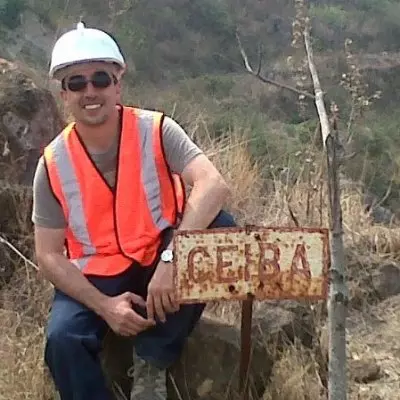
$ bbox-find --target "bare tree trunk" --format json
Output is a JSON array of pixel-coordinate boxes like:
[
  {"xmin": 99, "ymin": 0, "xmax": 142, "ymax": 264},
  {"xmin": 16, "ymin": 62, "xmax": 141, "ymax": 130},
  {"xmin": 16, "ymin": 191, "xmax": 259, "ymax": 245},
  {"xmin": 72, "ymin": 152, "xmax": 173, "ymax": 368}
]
[
  {"xmin": 325, "ymin": 126, "xmax": 348, "ymax": 400},
  {"xmin": 108, "ymin": 0, "xmax": 116, "ymax": 31},
  {"xmin": 236, "ymin": 9, "xmax": 349, "ymax": 398},
  {"xmin": 303, "ymin": 28, "xmax": 348, "ymax": 400}
]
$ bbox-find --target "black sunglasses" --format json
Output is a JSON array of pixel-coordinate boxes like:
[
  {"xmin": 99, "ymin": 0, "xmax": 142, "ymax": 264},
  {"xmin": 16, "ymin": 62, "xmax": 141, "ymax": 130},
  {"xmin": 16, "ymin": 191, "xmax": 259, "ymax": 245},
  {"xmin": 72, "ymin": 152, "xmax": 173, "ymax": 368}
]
[{"xmin": 62, "ymin": 70, "xmax": 118, "ymax": 92}]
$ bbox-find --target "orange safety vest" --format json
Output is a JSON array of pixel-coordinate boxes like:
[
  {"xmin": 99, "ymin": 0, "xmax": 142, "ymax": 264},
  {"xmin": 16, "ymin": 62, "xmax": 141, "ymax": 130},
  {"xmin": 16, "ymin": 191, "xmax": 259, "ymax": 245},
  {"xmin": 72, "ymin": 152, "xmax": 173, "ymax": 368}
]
[{"xmin": 43, "ymin": 106, "xmax": 185, "ymax": 276}]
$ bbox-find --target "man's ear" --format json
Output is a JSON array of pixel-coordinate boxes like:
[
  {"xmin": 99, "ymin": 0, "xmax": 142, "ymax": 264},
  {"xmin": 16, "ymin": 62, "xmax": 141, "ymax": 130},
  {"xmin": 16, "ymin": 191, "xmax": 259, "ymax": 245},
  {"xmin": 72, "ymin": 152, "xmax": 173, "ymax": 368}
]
[
  {"xmin": 60, "ymin": 89, "xmax": 67, "ymax": 102},
  {"xmin": 114, "ymin": 64, "xmax": 126, "ymax": 80},
  {"xmin": 116, "ymin": 79, "xmax": 122, "ymax": 96}
]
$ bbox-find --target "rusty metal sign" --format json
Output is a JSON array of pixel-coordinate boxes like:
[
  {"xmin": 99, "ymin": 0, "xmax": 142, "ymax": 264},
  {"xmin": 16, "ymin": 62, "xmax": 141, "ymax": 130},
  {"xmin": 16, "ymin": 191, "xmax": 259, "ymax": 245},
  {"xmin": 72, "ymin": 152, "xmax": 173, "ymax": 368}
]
[{"xmin": 173, "ymin": 226, "xmax": 330, "ymax": 303}]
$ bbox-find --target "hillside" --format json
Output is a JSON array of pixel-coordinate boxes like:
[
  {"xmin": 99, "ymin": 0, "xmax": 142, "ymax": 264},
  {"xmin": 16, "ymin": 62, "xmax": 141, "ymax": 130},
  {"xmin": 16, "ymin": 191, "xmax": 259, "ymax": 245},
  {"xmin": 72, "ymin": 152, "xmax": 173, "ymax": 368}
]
[
  {"xmin": 2, "ymin": 0, "xmax": 399, "ymax": 210},
  {"xmin": 1, "ymin": 1, "xmax": 400, "ymax": 399},
  {"xmin": 1, "ymin": 0, "xmax": 400, "ymax": 78}
]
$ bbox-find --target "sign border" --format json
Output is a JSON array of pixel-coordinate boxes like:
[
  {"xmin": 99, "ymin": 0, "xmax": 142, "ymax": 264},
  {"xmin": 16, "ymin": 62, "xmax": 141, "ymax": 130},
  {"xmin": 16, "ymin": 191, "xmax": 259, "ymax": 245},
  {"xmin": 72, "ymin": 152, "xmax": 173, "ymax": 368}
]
[{"xmin": 173, "ymin": 225, "xmax": 331, "ymax": 303}]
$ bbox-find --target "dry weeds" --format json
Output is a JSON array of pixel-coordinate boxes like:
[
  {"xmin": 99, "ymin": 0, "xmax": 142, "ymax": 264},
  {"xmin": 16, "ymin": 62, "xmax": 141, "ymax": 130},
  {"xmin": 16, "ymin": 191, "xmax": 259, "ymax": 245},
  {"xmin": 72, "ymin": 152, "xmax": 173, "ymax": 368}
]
[
  {"xmin": 0, "ymin": 309, "xmax": 54, "ymax": 400},
  {"xmin": 0, "ymin": 266, "xmax": 55, "ymax": 399},
  {"xmin": 262, "ymin": 342, "xmax": 326, "ymax": 400},
  {"xmin": 1, "ymin": 130, "xmax": 399, "ymax": 399}
]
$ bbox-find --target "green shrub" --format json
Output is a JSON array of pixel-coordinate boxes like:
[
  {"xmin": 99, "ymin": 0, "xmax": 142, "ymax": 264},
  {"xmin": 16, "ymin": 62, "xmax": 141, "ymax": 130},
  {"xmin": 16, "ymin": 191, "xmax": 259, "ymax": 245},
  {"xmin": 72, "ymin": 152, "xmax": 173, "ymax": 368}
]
[
  {"xmin": 354, "ymin": 0, "xmax": 392, "ymax": 12},
  {"xmin": 310, "ymin": 4, "xmax": 349, "ymax": 31},
  {"xmin": 0, "ymin": 0, "xmax": 26, "ymax": 29}
]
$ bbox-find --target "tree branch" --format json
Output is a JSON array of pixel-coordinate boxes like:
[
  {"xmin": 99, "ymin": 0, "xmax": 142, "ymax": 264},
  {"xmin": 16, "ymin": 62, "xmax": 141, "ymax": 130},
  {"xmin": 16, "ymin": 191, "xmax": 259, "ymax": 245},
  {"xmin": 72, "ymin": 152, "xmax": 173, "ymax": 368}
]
[
  {"xmin": 0, "ymin": 235, "xmax": 39, "ymax": 271},
  {"xmin": 236, "ymin": 31, "xmax": 315, "ymax": 100},
  {"xmin": 256, "ymin": 42, "xmax": 263, "ymax": 76},
  {"xmin": 303, "ymin": 28, "xmax": 331, "ymax": 145}
]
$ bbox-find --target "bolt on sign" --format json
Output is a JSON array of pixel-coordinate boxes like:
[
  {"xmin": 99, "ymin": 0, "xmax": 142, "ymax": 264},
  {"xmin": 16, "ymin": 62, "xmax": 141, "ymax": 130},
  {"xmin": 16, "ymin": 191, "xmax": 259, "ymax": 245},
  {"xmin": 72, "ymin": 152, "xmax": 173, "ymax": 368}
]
[{"xmin": 173, "ymin": 226, "xmax": 330, "ymax": 303}]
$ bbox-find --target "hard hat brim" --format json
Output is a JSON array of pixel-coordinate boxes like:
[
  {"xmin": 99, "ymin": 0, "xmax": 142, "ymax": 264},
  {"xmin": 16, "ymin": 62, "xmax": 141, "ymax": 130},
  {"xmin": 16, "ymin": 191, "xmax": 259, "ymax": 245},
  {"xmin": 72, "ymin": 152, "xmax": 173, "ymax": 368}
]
[{"xmin": 50, "ymin": 58, "xmax": 126, "ymax": 80}]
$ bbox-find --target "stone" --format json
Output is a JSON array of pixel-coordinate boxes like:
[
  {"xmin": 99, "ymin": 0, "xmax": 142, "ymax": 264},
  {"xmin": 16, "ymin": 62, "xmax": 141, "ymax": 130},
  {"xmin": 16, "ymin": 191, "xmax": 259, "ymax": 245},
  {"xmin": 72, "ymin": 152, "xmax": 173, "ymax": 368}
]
[
  {"xmin": 167, "ymin": 301, "xmax": 315, "ymax": 400},
  {"xmin": 372, "ymin": 262, "xmax": 400, "ymax": 300},
  {"xmin": 350, "ymin": 357, "xmax": 381, "ymax": 383},
  {"xmin": 0, "ymin": 58, "xmax": 64, "ymax": 285},
  {"xmin": 196, "ymin": 378, "xmax": 214, "ymax": 397},
  {"xmin": 167, "ymin": 316, "xmax": 271, "ymax": 400},
  {"xmin": 347, "ymin": 252, "xmax": 400, "ymax": 310},
  {"xmin": 99, "ymin": 301, "xmax": 315, "ymax": 400},
  {"xmin": 0, "ymin": 58, "xmax": 64, "ymax": 185},
  {"xmin": 100, "ymin": 332, "xmax": 135, "ymax": 399},
  {"xmin": 363, "ymin": 193, "xmax": 396, "ymax": 225}
]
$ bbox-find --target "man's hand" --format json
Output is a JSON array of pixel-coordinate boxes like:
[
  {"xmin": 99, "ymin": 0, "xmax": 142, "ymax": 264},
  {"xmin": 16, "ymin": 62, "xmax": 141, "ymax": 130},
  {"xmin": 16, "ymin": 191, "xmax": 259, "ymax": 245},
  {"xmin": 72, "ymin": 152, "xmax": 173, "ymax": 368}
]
[
  {"xmin": 101, "ymin": 292, "xmax": 156, "ymax": 336},
  {"xmin": 146, "ymin": 261, "xmax": 179, "ymax": 323}
]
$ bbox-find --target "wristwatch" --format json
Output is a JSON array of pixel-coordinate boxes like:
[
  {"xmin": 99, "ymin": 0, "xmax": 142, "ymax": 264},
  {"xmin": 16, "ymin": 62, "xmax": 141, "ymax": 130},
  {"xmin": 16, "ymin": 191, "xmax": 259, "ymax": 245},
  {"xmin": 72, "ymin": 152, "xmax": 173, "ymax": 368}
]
[{"xmin": 160, "ymin": 249, "xmax": 174, "ymax": 263}]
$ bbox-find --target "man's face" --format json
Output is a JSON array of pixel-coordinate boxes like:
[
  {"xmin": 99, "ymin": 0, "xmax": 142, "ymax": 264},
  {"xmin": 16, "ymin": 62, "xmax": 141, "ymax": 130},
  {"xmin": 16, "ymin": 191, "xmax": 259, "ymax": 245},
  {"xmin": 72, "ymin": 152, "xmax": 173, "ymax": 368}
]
[{"xmin": 59, "ymin": 62, "xmax": 122, "ymax": 127}]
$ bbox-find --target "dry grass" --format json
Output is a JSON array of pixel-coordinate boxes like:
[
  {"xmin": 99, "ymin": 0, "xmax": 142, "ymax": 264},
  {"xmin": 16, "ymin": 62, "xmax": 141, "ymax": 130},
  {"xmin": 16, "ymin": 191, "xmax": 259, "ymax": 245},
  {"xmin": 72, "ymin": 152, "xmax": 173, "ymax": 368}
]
[
  {"xmin": 0, "ymin": 183, "xmax": 56, "ymax": 400},
  {"xmin": 1, "ymin": 127, "xmax": 400, "ymax": 399},
  {"xmin": 202, "ymin": 133, "xmax": 264, "ymax": 225},
  {"xmin": 0, "ymin": 273, "xmax": 55, "ymax": 400},
  {"xmin": 262, "ymin": 343, "xmax": 326, "ymax": 400},
  {"xmin": 0, "ymin": 309, "xmax": 54, "ymax": 400}
]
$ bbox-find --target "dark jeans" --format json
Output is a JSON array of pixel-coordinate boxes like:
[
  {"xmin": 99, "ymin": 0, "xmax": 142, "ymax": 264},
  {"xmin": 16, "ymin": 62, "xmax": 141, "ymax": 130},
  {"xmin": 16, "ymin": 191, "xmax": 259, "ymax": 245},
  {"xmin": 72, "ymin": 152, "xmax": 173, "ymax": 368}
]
[{"xmin": 44, "ymin": 210, "xmax": 236, "ymax": 400}]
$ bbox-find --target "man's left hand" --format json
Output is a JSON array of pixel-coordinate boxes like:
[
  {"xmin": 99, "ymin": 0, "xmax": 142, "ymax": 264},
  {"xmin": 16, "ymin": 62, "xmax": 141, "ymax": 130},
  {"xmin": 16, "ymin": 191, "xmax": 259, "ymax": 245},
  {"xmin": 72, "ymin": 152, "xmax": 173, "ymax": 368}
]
[{"xmin": 146, "ymin": 260, "xmax": 179, "ymax": 323}]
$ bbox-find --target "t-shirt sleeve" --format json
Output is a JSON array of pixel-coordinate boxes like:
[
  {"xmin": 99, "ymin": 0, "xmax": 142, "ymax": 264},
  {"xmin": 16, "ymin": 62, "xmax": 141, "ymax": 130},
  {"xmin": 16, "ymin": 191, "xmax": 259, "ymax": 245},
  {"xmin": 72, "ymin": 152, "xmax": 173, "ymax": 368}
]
[
  {"xmin": 32, "ymin": 156, "xmax": 67, "ymax": 229},
  {"xmin": 161, "ymin": 116, "xmax": 203, "ymax": 174}
]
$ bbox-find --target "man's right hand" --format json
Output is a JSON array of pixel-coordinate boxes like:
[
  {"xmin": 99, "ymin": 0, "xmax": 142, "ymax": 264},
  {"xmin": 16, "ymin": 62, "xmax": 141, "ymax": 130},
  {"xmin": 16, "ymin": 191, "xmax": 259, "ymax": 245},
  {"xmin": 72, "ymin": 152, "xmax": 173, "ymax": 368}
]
[{"xmin": 101, "ymin": 292, "xmax": 156, "ymax": 336}]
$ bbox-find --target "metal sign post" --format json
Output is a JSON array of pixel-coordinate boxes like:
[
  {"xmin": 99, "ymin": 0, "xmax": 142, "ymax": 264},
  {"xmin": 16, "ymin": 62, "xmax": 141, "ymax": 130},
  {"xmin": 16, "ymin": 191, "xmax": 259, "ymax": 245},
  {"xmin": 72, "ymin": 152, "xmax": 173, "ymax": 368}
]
[
  {"xmin": 239, "ymin": 297, "xmax": 253, "ymax": 400},
  {"xmin": 173, "ymin": 225, "xmax": 330, "ymax": 398}
]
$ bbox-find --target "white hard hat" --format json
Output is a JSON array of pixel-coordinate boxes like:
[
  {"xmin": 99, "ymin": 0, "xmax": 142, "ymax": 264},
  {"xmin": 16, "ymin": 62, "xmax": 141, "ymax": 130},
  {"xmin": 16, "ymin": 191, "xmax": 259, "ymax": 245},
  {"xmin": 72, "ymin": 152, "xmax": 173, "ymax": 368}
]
[{"xmin": 49, "ymin": 22, "xmax": 126, "ymax": 79}]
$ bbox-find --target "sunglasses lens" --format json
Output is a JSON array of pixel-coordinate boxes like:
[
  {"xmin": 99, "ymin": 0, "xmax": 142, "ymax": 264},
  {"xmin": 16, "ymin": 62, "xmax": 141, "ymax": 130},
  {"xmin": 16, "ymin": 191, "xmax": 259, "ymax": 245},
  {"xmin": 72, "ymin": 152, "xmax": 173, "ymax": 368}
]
[
  {"xmin": 67, "ymin": 75, "xmax": 87, "ymax": 92},
  {"xmin": 65, "ymin": 71, "xmax": 114, "ymax": 92},
  {"xmin": 91, "ymin": 71, "xmax": 113, "ymax": 88}
]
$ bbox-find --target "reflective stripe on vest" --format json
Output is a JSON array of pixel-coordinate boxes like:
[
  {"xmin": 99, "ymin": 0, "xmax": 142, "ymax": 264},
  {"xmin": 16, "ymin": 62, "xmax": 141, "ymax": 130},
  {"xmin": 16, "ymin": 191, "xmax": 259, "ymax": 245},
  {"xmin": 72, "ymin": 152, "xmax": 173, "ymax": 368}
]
[
  {"xmin": 44, "ymin": 106, "xmax": 184, "ymax": 276},
  {"xmin": 138, "ymin": 110, "xmax": 172, "ymax": 231},
  {"xmin": 45, "ymin": 132, "xmax": 97, "ymax": 261}
]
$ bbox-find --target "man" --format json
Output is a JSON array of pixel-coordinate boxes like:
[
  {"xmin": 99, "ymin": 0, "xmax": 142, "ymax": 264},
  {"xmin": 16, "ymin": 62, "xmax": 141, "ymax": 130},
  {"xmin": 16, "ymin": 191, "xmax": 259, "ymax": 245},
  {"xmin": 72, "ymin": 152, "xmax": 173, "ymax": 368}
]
[{"xmin": 32, "ymin": 22, "xmax": 236, "ymax": 400}]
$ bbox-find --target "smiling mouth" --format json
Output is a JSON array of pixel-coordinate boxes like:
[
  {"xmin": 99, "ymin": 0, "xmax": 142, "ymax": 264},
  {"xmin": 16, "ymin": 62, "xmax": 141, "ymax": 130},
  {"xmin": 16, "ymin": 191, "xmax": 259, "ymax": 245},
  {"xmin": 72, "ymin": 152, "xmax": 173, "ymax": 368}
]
[{"xmin": 84, "ymin": 104, "xmax": 102, "ymax": 110}]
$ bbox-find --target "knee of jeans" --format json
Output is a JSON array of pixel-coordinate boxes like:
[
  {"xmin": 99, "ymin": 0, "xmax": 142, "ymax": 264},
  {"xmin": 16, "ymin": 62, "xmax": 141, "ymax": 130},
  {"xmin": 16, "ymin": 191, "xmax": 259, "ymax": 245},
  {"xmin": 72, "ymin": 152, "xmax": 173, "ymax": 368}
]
[
  {"xmin": 46, "ymin": 320, "xmax": 74, "ymax": 349},
  {"xmin": 209, "ymin": 209, "xmax": 237, "ymax": 229}
]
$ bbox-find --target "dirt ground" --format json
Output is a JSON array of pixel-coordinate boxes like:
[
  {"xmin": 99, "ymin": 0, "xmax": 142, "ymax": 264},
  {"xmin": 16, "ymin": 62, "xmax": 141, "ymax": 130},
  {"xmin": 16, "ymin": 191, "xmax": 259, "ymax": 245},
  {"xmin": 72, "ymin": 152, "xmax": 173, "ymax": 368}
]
[{"xmin": 348, "ymin": 295, "xmax": 400, "ymax": 400}]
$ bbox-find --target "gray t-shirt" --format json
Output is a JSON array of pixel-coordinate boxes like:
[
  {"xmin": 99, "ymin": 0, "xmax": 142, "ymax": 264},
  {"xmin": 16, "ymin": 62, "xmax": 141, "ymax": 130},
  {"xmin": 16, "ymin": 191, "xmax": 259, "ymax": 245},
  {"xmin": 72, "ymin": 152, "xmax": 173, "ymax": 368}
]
[{"xmin": 32, "ymin": 116, "xmax": 202, "ymax": 229}]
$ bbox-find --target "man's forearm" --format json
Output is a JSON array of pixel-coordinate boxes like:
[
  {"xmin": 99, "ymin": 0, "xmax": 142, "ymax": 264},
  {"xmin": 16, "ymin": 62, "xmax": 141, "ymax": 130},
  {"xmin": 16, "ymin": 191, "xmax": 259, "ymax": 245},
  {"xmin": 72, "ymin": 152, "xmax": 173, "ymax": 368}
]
[
  {"xmin": 37, "ymin": 253, "xmax": 109, "ymax": 317},
  {"xmin": 175, "ymin": 176, "xmax": 230, "ymax": 233}
]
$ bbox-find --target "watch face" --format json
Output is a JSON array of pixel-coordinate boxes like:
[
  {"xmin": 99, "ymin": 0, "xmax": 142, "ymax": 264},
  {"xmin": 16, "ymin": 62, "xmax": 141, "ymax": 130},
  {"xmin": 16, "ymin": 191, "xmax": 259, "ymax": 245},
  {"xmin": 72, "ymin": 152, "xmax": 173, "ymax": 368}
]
[{"xmin": 161, "ymin": 249, "xmax": 174, "ymax": 262}]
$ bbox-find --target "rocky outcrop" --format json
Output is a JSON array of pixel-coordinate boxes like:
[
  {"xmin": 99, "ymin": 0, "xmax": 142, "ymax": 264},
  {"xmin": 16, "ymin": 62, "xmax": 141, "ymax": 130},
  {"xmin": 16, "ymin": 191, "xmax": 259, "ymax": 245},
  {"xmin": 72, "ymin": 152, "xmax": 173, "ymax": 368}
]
[
  {"xmin": 168, "ymin": 301, "xmax": 316, "ymax": 400},
  {"xmin": 347, "ymin": 252, "xmax": 400, "ymax": 310},
  {"xmin": 0, "ymin": 58, "xmax": 64, "ymax": 283},
  {"xmin": 0, "ymin": 58, "xmax": 64, "ymax": 185},
  {"xmin": 101, "ymin": 301, "xmax": 317, "ymax": 400}
]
